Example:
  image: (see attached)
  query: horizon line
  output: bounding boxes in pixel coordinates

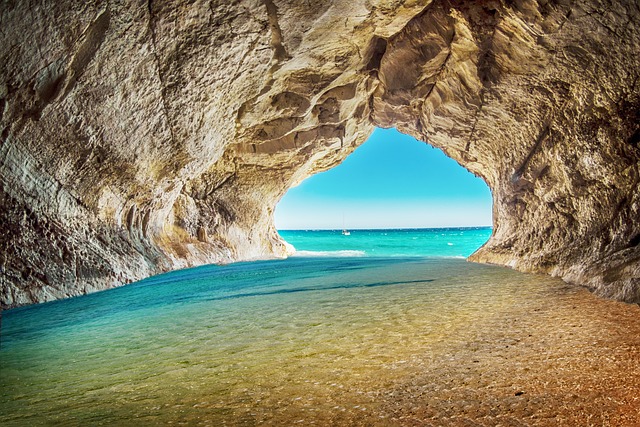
[277,225,493,231]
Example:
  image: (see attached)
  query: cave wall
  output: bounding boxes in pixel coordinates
[369,0,640,301]
[0,0,638,308]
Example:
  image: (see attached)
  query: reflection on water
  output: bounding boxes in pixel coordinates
[1,258,639,426]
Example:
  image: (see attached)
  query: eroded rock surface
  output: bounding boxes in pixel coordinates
[1,0,638,308]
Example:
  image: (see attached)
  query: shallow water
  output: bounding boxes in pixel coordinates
[2,256,639,426]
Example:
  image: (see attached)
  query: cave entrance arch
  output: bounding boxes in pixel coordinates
[1,0,638,308]
[274,127,493,256]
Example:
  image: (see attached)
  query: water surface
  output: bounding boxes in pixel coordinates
[279,227,491,258]
[2,230,639,425]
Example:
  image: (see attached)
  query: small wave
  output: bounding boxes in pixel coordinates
[292,250,367,258]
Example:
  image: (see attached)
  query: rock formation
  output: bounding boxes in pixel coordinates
[1,0,638,308]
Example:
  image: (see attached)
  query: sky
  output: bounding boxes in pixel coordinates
[274,127,493,230]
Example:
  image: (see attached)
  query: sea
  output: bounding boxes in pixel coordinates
[2,226,639,425]
[278,227,492,258]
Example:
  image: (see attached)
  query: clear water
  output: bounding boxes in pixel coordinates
[3,228,638,425]
[279,227,492,258]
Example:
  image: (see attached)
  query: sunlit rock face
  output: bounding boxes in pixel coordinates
[1,0,638,308]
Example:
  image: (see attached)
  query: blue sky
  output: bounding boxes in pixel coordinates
[275,128,492,230]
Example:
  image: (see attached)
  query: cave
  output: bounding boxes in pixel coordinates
[0,0,639,308]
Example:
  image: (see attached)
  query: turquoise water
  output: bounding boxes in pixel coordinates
[0,227,520,425]
[279,227,492,258]
[3,228,639,424]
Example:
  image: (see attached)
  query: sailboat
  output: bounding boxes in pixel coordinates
[342,213,350,236]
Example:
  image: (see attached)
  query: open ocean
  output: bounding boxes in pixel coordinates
[279,227,492,258]
[3,226,640,425]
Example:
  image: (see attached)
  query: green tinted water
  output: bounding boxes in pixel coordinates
[2,257,572,425]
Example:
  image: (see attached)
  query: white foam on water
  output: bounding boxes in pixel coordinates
[292,250,367,258]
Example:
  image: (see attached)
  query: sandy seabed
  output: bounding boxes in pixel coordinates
[212,273,640,426]
[2,259,639,426]
[375,285,640,426]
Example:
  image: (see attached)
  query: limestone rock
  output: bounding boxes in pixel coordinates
[1,0,638,308]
